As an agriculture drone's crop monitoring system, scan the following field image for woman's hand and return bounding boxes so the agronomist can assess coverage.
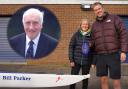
[70,62,75,67]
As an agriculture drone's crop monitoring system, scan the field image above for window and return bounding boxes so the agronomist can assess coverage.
[0,17,26,63]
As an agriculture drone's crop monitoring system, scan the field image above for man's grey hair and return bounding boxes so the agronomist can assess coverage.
[22,8,44,24]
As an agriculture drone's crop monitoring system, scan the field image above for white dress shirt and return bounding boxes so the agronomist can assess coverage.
[25,33,41,57]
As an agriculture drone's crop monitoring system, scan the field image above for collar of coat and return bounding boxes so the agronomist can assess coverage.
[78,28,91,36]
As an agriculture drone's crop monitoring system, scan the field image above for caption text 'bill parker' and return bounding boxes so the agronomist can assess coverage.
[1,75,31,80]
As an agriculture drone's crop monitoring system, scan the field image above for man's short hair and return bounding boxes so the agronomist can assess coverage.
[22,8,44,24]
[91,2,103,9]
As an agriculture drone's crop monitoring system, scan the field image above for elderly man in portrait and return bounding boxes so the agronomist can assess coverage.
[9,8,58,59]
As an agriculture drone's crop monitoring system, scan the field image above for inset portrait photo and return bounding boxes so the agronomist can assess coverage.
[7,5,60,60]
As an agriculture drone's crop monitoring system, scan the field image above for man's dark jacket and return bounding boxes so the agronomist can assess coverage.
[91,12,128,54]
[9,33,58,59]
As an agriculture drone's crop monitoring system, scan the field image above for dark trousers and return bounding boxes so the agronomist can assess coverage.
[70,63,91,89]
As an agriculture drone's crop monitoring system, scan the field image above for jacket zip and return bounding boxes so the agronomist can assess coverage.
[101,22,108,53]
[81,35,86,65]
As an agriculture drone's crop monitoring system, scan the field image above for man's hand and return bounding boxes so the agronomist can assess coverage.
[120,52,126,62]
[70,62,75,67]
[91,64,96,68]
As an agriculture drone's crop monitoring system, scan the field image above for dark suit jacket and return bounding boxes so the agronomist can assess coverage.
[9,33,58,59]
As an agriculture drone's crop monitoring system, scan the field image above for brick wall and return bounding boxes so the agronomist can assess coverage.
[0,4,128,72]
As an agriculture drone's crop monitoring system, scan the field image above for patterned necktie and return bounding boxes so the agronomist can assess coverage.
[26,40,34,59]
